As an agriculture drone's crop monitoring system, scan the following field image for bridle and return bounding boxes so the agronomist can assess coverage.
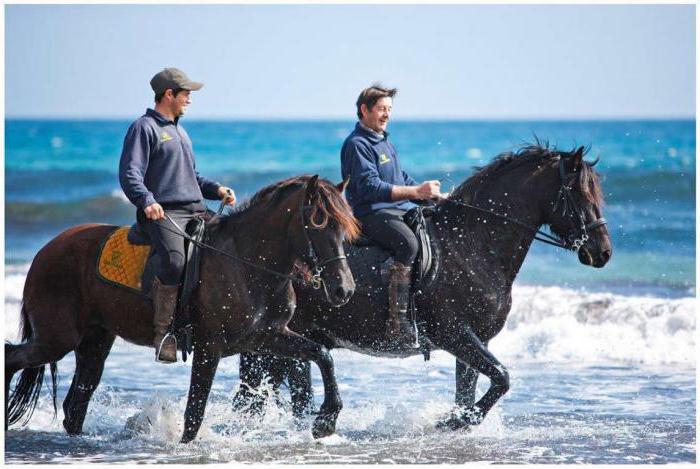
[443,156,607,252]
[299,196,347,290]
[552,157,608,251]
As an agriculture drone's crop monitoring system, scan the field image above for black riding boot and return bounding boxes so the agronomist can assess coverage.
[386,261,415,342]
[152,277,178,363]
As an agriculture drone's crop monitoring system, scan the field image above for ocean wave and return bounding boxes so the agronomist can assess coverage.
[4,266,694,365]
[488,286,695,365]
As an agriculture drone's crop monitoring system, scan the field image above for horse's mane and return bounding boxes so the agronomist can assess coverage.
[220,175,360,240]
[451,140,604,206]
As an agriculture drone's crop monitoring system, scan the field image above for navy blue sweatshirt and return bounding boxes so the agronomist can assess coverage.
[341,122,417,217]
[119,109,221,210]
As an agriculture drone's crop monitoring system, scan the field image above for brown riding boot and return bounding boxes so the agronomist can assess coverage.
[386,261,415,342]
[152,277,178,363]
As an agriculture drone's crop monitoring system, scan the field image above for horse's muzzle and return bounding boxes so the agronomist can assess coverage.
[578,246,611,268]
[322,278,355,307]
[332,285,354,306]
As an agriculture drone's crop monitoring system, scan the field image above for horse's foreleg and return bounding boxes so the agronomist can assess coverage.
[63,326,116,435]
[181,346,220,444]
[455,357,480,407]
[435,330,508,430]
[232,353,277,416]
[254,329,341,439]
[443,357,481,432]
[288,359,314,419]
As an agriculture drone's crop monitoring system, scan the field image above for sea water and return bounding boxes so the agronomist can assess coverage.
[4,119,695,463]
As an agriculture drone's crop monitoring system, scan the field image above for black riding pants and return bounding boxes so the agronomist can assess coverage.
[137,201,207,286]
[359,208,419,266]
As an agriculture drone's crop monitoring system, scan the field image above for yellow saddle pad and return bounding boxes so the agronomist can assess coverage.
[97,226,152,292]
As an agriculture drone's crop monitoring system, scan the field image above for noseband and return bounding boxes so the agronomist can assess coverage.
[300,198,347,289]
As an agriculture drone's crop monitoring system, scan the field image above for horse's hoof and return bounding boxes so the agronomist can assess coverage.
[436,406,482,431]
[312,412,338,439]
[436,414,470,431]
[180,434,195,444]
[63,420,82,436]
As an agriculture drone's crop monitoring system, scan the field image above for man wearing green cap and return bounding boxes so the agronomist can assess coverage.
[119,67,236,363]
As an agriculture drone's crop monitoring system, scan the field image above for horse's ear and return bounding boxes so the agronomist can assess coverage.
[305,175,320,200]
[336,177,349,194]
[572,146,585,170]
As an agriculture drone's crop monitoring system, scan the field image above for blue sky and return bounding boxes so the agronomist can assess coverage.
[5,4,695,119]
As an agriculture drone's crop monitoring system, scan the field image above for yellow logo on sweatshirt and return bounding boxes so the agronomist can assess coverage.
[378,153,391,165]
[160,132,173,143]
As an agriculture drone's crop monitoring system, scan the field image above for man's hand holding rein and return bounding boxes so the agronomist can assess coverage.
[218,186,236,206]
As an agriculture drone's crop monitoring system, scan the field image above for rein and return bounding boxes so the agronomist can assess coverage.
[158,214,306,285]
[442,157,607,252]
[441,198,572,250]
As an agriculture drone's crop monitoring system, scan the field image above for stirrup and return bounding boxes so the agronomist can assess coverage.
[155,332,177,363]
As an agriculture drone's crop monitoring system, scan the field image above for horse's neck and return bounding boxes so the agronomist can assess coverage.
[438,168,554,283]
[215,207,296,291]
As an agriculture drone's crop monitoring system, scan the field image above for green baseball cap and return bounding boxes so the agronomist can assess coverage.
[150,67,204,94]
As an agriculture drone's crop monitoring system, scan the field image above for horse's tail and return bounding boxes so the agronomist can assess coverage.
[6,304,59,427]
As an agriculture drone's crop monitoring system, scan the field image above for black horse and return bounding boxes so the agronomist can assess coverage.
[233,144,612,431]
[6,175,360,442]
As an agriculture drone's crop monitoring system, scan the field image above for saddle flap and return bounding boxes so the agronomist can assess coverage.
[179,215,208,307]
[403,206,433,282]
[97,226,152,292]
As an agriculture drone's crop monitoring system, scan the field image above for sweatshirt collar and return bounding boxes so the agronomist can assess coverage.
[146,108,178,125]
[356,121,389,143]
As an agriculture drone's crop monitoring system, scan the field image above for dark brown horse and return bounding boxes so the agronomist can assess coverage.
[6,175,360,442]
[234,144,613,431]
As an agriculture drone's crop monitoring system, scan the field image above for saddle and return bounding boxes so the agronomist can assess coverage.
[97,215,208,304]
[346,205,441,296]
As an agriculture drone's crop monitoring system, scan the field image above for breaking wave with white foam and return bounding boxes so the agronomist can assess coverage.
[491,285,695,365]
[4,266,695,365]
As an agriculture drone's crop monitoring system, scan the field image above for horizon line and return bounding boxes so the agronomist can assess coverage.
[5,115,696,122]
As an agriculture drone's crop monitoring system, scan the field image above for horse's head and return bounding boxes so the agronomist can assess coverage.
[546,146,612,268]
[289,175,359,307]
